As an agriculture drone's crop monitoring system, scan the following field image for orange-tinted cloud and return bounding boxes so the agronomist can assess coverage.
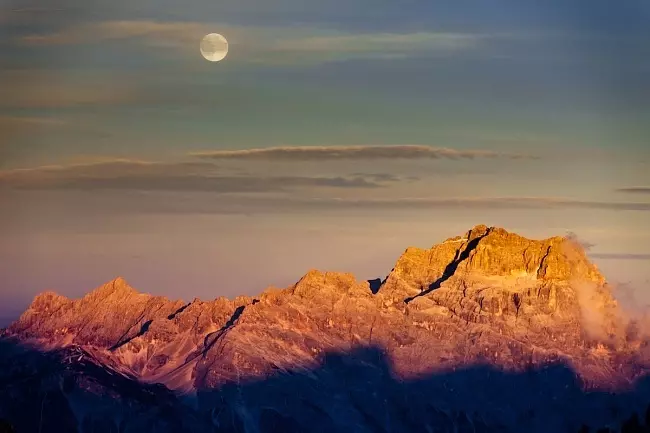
[190,145,535,161]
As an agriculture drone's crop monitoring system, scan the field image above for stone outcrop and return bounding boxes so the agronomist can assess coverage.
[387,225,603,292]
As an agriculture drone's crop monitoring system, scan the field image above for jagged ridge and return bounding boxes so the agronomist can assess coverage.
[1,225,646,433]
[5,225,626,382]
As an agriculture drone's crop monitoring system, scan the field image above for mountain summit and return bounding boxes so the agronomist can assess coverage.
[1,225,647,433]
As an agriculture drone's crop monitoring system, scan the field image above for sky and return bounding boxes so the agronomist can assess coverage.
[0,0,649,322]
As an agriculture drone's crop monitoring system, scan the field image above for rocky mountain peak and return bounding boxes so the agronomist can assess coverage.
[26,291,69,313]
[291,269,371,301]
[466,223,490,241]
[85,276,138,299]
[387,225,604,293]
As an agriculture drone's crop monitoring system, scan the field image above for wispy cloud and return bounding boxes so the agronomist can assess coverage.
[267,32,482,62]
[0,5,67,26]
[0,159,396,192]
[24,195,649,217]
[190,145,534,161]
[565,231,596,251]
[590,253,650,260]
[2,159,649,217]
[258,197,650,211]
[15,19,484,64]
[3,157,647,215]
[350,173,420,183]
[616,187,650,194]
[18,20,208,47]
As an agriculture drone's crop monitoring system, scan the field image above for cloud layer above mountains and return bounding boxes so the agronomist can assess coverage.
[0,151,648,214]
[190,145,534,161]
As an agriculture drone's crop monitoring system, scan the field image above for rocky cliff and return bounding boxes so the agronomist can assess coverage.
[1,225,648,433]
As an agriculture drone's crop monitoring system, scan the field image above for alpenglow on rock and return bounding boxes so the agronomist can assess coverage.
[1,225,647,433]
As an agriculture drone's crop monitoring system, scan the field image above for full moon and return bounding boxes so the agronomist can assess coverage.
[200,33,228,62]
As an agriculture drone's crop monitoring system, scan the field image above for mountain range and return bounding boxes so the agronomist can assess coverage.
[1,224,649,433]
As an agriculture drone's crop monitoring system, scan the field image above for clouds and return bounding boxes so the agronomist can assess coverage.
[1,152,648,214]
[616,187,650,194]
[190,145,533,161]
[590,253,650,261]
[0,159,395,193]
[21,193,650,217]
[565,233,650,261]
[565,231,596,250]
[267,31,482,62]
[12,19,484,64]
[2,156,649,213]
[254,197,650,212]
[17,20,208,47]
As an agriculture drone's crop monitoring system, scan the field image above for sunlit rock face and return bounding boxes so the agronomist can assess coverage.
[2,226,648,433]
